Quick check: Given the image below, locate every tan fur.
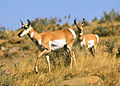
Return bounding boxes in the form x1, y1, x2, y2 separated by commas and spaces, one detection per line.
18, 19, 77, 73
74, 19, 99, 56
81, 34, 98, 48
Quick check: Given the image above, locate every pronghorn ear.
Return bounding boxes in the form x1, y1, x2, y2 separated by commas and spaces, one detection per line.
27, 19, 31, 25
20, 20, 25, 25
81, 18, 85, 26
81, 23, 84, 27
82, 18, 85, 23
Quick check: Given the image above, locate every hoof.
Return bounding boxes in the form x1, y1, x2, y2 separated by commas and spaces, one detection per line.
34, 66, 38, 74
35, 70, 38, 74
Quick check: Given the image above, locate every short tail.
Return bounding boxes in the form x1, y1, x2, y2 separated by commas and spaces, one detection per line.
95, 35, 99, 43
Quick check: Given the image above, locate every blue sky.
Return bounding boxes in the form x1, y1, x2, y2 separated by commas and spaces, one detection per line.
0, 0, 119, 30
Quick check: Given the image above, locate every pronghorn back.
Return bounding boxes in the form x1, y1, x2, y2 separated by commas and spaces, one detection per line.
83, 34, 99, 47
40, 29, 75, 42
18, 19, 77, 73
39, 28, 76, 50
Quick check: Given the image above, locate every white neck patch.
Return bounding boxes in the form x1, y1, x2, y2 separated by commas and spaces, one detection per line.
80, 33, 83, 35
30, 32, 34, 38
38, 39, 41, 45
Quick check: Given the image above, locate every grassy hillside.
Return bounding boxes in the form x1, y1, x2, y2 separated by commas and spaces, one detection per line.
1, 10, 120, 86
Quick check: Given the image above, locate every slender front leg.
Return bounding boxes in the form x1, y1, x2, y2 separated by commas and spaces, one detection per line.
46, 54, 51, 73
70, 53, 73, 69
67, 42, 78, 69
72, 51, 77, 68
93, 45, 97, 57
35, 49, 50, 73
70, 51, 77, 69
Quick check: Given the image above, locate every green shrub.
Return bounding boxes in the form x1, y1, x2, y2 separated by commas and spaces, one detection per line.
104, 40, 115, 53
0, 66, 15, 86
115, 24, 120, 29
92, 26, 110, 37
98, 16, 106, 24
0, 74, 14, 86
92, 17, 99, 22
0, 26, 7, 39
23, 44, 29, 50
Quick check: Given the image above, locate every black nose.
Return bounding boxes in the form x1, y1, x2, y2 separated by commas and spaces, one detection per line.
18, 32, 22, 37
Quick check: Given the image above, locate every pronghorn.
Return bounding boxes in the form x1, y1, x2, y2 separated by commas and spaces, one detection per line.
18, 19, 77, 73
74, 19, 99, 56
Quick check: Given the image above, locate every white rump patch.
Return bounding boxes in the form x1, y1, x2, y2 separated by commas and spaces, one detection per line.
68, 28, 76, 39
49, 39, 66, 51
30, 32, 34, 38
88, 40, 94, 48
38, 39, 41, 45
95, 35, 99, 43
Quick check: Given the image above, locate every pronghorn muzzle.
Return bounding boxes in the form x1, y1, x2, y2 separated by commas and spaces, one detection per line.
18, 30, 23, 37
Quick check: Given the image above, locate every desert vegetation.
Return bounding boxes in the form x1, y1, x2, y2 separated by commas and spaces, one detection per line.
0, 9, 120, 86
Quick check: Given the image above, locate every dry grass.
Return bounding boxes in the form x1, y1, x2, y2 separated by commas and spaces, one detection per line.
1, 21, 120, 86
1, 38, 120, 86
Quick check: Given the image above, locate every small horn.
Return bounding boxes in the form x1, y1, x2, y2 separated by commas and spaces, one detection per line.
82, 18, 85, 24
74, 19, 77, 25
20, 20, 25, 25
27, 19, 31, 25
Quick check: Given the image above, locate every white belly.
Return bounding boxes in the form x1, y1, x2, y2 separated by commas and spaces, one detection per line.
49, 39, 66, 51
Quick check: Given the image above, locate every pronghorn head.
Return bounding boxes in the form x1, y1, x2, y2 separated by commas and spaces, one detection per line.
18, 19, 32, 37
74, 18, 85, 31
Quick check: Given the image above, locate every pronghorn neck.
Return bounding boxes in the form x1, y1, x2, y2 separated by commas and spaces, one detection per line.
78, 27, 84, 42
28, 29, 41, 44
79, 26, 83, 35
28, 29, 34, 38
79, 33, 84, 42
79, 32, 83, 36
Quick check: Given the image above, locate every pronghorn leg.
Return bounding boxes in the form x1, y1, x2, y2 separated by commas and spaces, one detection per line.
35, 49, 50, 73
89, 48, 94, 56
72, 51, 77, 68
70, 52, 73, 69
46, 54, 51, 73
70, 51, 77, 69
67, 43, 77, 69
93, 45, 97, 57
93, 48, 95, 57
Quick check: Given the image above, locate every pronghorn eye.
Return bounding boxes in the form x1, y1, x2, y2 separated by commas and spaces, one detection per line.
24, 26, 28, 29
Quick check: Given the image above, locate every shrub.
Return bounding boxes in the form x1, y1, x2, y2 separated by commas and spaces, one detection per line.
104, 40, 115, 53
23, 44, 29, 50
0, 74, 14, 86
92, 26, 110, 37
115, 24, 120, 29
0, 66, 15, 86
0, 26, 7, 39
99, 16, 106, 24
92, 17, 99, 22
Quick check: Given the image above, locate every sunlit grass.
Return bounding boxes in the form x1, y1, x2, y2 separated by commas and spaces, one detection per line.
1, 41, 120, 86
